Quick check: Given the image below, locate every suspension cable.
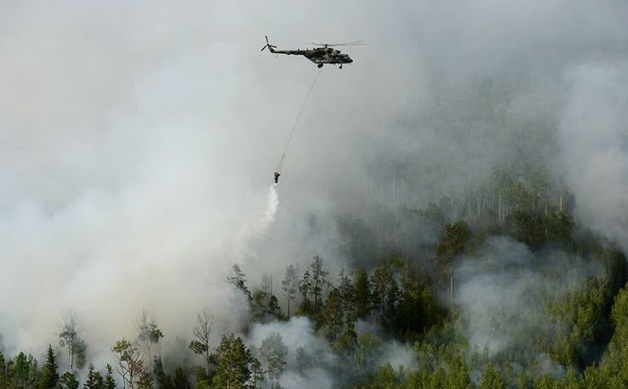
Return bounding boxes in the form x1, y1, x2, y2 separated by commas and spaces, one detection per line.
275, 68, 323, 173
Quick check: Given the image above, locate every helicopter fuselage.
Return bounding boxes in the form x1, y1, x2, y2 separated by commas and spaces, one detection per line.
273, 47, 353, 65
264, 42, 354, 68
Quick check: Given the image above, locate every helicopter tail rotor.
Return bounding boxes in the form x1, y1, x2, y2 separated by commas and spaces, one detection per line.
261, 35, 277, 52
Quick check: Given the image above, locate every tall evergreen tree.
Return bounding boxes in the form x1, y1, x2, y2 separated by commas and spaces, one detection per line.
478, 363, 505, 389
10, 352, 39, 389
39, 344, 59, 389
212, 333, 257, 389
337, 267, 355, 313
295, 347, 309, 375
281, 264, 298, 318
228, 264, 252, 304
298, 270, 313, 314
259, 333, 288, 382
251, 288, 270, 321
103, 364, 116, 389
0, 351, 9, 389
353, 269, 371, 319
83, 363, 103, 389
309, 255, 329, 314
370, 265, 395, 317
436, 221, 471, 298
60, 371, 79, 389
267, 295, 281, 319
172, 367, 191, 389
321, 288, 344, 342
353, 332, 381, 374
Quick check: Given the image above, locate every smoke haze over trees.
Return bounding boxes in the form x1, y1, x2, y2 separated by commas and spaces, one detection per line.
1, 0, 628, 387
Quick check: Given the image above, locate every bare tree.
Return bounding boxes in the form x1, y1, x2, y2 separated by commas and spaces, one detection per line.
135, 310, 164, 377
189, 307, 215, 376
58, 310, 87, 372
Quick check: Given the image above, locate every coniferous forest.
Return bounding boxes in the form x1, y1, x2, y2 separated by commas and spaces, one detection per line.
2, 162, 628, 388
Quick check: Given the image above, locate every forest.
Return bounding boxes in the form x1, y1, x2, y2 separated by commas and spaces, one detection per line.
1, 161, 627, 389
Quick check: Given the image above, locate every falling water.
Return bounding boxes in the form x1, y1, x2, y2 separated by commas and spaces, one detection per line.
232, 185, 279, 261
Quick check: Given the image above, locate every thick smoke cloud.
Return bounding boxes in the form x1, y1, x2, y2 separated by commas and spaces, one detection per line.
0, 0, 423, 358
0, 0, 627, 378
557, 64, 628, 252
0, 0, 292, 355
247, 318, 336, 389
246, 317, 416, 387
454, 237, 602, 358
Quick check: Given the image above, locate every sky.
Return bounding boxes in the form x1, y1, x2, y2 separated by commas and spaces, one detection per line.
1, 0, 627, 375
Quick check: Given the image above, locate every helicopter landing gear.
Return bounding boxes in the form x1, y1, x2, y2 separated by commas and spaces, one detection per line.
339, 64, 343, 69
317, 63, 323, 68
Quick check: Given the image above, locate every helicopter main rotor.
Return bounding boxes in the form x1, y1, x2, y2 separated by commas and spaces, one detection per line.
311, 40, 367, 48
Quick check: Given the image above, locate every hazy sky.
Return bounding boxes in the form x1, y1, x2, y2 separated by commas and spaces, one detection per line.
1, 0, 627, 368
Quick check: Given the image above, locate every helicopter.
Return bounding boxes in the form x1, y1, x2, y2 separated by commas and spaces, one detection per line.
261, 36, 364, 69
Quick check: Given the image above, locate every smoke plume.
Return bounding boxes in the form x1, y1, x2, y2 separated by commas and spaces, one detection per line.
0, 1, 627, 383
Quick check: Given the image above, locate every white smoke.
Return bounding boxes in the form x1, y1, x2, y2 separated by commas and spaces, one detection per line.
454, 238, 536, 355
0, 1, 288, 358
244, 317, 416, 388
246, 317, 336, 389
556, 63, 628, 253
454, 237, 603, 357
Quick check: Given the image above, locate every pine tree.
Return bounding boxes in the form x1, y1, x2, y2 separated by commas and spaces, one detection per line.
251, 288, 270, 321
295, 347, 309, 375
0, 351, 8, 389
39, 344, 59, 389
103, 364, 116, 389
60, 371, 80, 389
282, 264, 298, 318
212, 333, 257, 389
268, 295, 281, 318
172, 367, 191, 389
259, 333, 288, 382
478, 363, 505, 389
337, 267, 355, 312
333, 320, 358, 353
436, 221, 471, 298
321, 288, 344, 342
353, 269, 371, 319
370, 265, 394, 317
83, 363, 104, 389
298, 270, 313, 314
353, 332, 381, 373
11, 352, 39, 389
309, 255, 329, 314
228, 264, 252, 304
